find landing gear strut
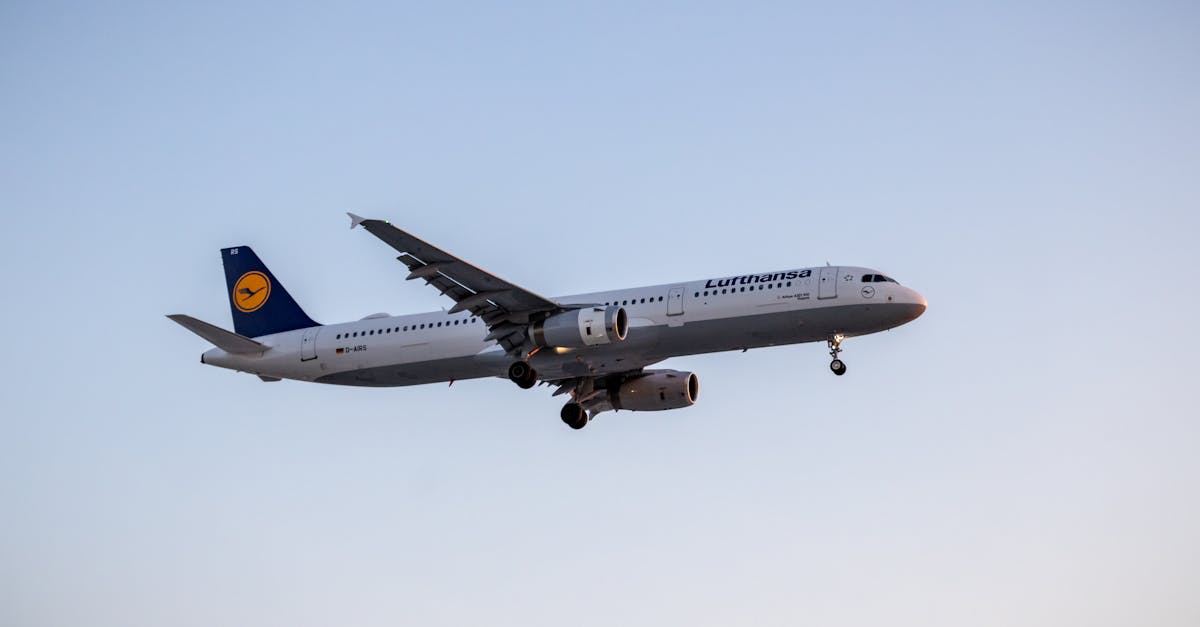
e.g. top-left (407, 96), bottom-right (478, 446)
top-left (560, 402), bottom-right (589, 430)
top-left (508, 361), bottom-right (537, 389)
top-left (828, 334), bottom-right (847, 376)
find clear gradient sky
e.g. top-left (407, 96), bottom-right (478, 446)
top-left (2, 2), bottom-right (1197, 626)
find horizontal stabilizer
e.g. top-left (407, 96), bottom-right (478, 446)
top-left (167, 314), bottom-right (268, 354)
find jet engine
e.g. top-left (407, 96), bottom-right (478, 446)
top-left (531, 306), bottom-right (627, 348)
top-left (610, 370), bottom-right (699, 411)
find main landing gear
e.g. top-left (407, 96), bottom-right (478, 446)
top-left (828, 334), bottom-right (847, 376)
top-left (560, 402), bottom-right (589, 430)
top-left (508, 361), bottom-right (590, 429)
top-left (507, 361), bottom-right (537, 389)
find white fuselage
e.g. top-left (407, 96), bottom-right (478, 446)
top-left (201, 266), bottom-right (926, 386)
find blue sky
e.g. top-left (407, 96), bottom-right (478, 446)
top-left (2, 2), bottom-right (1197, 625)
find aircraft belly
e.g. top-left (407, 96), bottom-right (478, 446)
top-left (315, 351), bottom-right (508, 387)
top-left (640, 302), bottom-right (917, 360)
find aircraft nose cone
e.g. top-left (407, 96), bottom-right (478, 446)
top-left (914, 290), bottom-right (928, 315)
top-left (898, 288), bottom-right (927, 324)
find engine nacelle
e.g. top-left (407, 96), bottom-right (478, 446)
top-left (531, 306), bottom-right (627, 348)
top-left (611, 370), bottom-right (699, 411)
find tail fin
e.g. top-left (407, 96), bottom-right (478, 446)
top-left (221, 246), bottom-right (319, 337)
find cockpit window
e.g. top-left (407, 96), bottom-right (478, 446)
top-left (862, 274), bottom-right (874, 282)
top-left (863, 274), bottom-right (899, 284)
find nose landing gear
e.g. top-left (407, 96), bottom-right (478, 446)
top-left (828, 334), bottom-right (847, 376)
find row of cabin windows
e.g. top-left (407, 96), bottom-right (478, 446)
top-left (332, 280), bottom-right (807, 339)
top-left (334, 317), bottom-right (480, 340)
top-left (604, 296), bottom-right (665, 307)
top-left (335, 293), bottom-right (673, 341)
top-left (694, 281), bottom-right (791, 298)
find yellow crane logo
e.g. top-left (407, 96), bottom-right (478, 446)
top-left (232, 271), bottom-right (271, 313)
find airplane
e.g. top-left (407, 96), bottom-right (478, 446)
top-left (168, 213), bottom-right (927, 429)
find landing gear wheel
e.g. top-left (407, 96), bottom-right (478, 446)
top-left (827, 334), bottom-right (847, 376)
top-left (508, 361), bottom-right (537, 389)
top-left (560, 403), bottom-right (589, 430)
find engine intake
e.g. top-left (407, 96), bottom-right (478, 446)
top-left (611, 370), bottom-right (699, 411)
top-left (531, 306), bottom-right (627, 348)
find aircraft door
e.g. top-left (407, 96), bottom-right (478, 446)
top-left (667, 286), bottom-right (685, 316)
top-left (300, 327), bottom-right (320, 361)
top-left (818, 266), bottom-right (839, 299)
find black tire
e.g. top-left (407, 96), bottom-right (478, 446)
top-left (830, 359), bottom-right (846, 376)
top-left (517, 369), bottom-right (537, 389)
top-left (507, 361), bottom-right (530, 382)
top-left (560, 403), bottom-right (588, 429)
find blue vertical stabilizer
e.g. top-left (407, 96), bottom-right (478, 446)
top-left (220, 246), bottom-right (319, 337)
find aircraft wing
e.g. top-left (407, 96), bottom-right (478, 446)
top-left (348, 213), bottom-right (563, 354)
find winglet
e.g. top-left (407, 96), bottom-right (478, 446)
top-left (347, 212), bottom-right (366, 229)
